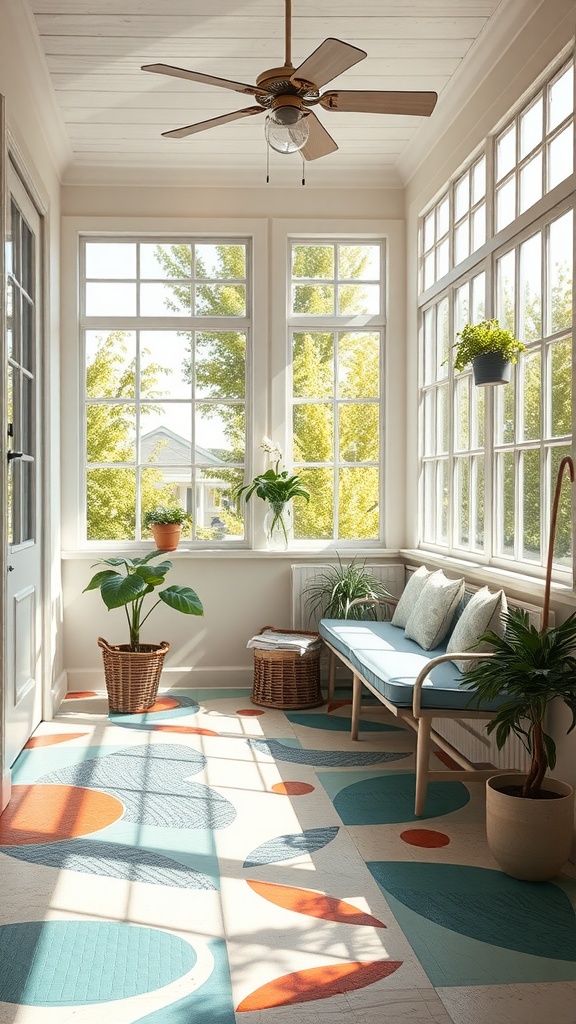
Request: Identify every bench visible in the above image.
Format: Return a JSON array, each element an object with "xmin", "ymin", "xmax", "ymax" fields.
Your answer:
[{"xmin": 319, "ymin": 583, "xmax": 511, "ymax": 816}]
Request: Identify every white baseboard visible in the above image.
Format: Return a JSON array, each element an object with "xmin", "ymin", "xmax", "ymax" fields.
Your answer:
[
  {"xmin": 65, "ymin": 666, "xmax": 254, "ymax": 691},
  {"xmin": 1, "ymin": 770, "xmax": 11, "ymax": 814}
]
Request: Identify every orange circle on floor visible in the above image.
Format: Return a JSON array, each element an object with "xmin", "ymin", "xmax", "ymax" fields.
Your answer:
[
  {"xmin": 0, "ymin": 785, "xmax": 124, "ymax": 846},
  {"xmin": 400, "ymin": 828, "xmax": 450, "ymax": 848},
  {"xmin": 271, "ymin": 782, "xmax": 315, "ymax": 796},
  {"xmin": 135, "ymin": 696, "xmax": 180, "ymax": 712},
  {"xmin": 236, "ymin": 709, "xmax": 265, "ymax": 716}
]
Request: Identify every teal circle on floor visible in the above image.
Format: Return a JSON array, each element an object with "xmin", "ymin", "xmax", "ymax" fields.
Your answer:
[
  {"xmin": 0, "ymin": 920, "xmax": 197, "ymax": 1005},
  {"xmin": 286, "ymin": 713, "xmax": 401, "ymax": 733},
  {"xmin": 332, "ymin": 772, "xmax": 470, "ymax": 823}
]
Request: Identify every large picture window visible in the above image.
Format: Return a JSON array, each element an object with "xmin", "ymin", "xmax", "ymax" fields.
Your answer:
[
  {"xmin": 81, "ymin": 238, "xmax": 249, "ymax": 544},
  {"xmin": 418, "ymin": 50, "xmax": 574, "ymax": 578},
  {"xmin": 288, "ymin": 241, "xmax": 384, "ymax": 542}
]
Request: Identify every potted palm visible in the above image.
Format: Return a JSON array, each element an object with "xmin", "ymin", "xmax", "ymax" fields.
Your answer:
[
  {"xmin": 84, "ymin": 550, "xmax": 203, "ymax": 712},
  {"xmin": 462, "ymin": 455, "xmax": 576, "ymax": 880},
  {"xmin": 144, "ymin": 504, "xmax": 190, "ymax": 551},
  {"xmin": 232, "ymin": 437, "xmax": 310, "ymax": 549},
  {"xmin": 452, "ymin": 319, "xmax": 526, "ymax": 385}
]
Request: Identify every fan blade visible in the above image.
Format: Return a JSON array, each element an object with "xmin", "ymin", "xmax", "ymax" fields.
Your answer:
[
  {"xmin": 162, "ymin": 106, "xmax": 264, "ymax": 139},
  {"xmin": 319, "ymin": 90, "xmax": 438, "ymax": 117},
  {"xmin": 142, "ymin": 63, "xmax": 268, "ymax": 99},
  {"xmin": 291, "ymin": 38, "xmax": 366, "ymax": 90},
  {"xmin": 301, "ymin": 111, "xmax": 338, "ymax": 161}
]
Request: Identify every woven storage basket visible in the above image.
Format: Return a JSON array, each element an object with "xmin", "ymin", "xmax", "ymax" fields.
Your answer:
[
  {"xmin": 251, "ymin": 626, "xmax": 323, "ymax": 710},
  {"xmin": 98, "ymin": 637, "xmax": 170, "ymax": 713}
]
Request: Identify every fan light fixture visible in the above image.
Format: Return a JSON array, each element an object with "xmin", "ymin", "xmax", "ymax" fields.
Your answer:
[{"xmin": 265, "ymin": 106, "xmax": 309, "ymax": 153}]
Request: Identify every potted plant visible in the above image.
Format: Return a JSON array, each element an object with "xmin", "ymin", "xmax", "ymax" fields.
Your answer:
[
  {"xmin": 303, "ymin": 556, "xmax": 393, "ymax": 625},
  {"xmin": 462, "ymin": 454, "xmax": 576, "ymax": 880},
  {"xmin": 144, "ymin": 504, "xmax": 190, "ymax": 551},
  {"xmin": 84, "ymin": 549, "xmax": 203, "ymax": 713},
  {"xmin": 232, "ymin": 437, "xmax": 310, "ymax": 550},
  {"xmin": 452, "ymin": 319, "xmax": 526, "ymax": 385}
]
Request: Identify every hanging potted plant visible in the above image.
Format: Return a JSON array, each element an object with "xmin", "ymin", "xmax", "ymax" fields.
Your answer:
[
  {"xmin": 232, "ymin": 437, "xmax": 310, "ymax": 550},
  {"xmin": 462, "ymin": 456, "xmax": 576, "ymax": 880},
  {"xmin": 144, "ymin": 504, "xmax": 190, "ymax": 551},
  {"xmin": 84, "ymin": 550, "xmax": 203, "ymax": 713},
  {"xmin": 452, "ymin": 319, "xmax": 526, "ymax": 385}
]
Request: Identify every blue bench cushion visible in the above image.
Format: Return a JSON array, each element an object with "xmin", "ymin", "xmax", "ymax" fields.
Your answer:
[{"xmin": 319, "ymin": 619, "xmax": 500, "ymax": 712}]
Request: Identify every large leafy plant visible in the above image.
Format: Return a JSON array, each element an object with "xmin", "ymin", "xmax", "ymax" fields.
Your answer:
[
  {"xmin": 304, "ymin": 556, "xmax": 393, "ymax": 622},
  {"xmin": 84, "ymin": 550, "xmax": 203, "ymax": 651},
  {"xmin": 232, "ymin": 438, "xmax": 310, "ymax": 539},
  {"xmin": 452, "ymin": 319, "xmax": 526, "ymax": 372},
  {"xmin": 462, "ymin": 607, "xmax": 576, "ymax": 798}
]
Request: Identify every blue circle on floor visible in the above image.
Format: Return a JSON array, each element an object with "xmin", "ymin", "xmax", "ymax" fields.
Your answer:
[
  {"xmin": 333, "ymin": 772, "xmax": 470, "ymax": 823},
  {"xmin": 0, "ymin": 920, "xmax": 196, "ymax": 1005}
]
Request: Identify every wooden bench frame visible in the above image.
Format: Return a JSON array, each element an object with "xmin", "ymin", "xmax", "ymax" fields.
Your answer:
[{"xmin": 323, "ymin": 596, "xmax": 508, "ymax": 815}]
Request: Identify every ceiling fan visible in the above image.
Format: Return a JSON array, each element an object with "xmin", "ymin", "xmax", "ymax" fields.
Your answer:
[{"xmin": 142, "ymin": 0, "xmax": 437, "ymax": 161}]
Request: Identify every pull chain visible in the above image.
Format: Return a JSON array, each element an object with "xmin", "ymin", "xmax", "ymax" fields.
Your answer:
[{"xmin": 301, "ymin": 153, "xmax": 305, "ymax": 186}]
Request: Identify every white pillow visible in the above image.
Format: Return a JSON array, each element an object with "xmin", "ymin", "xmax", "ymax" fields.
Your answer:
[
  {"xmin": 391, "ymin": 566, "xmax": 432, "ymax": 629},
  {"xmin": 446, "ymin": 586, "xmax": 507, "ymax": 671},
  {"xmin": 404, "ymin": 571, "xmax": 465, "ymax": 651}
]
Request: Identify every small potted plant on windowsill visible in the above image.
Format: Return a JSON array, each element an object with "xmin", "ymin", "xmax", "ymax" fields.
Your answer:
[
  {"xmin": 144, "ymin": 505, "xmax": 190, "ymax": 552},
  {"xmin": 452, "ymin": 319, "xmax": 526, "ymax": 385}
]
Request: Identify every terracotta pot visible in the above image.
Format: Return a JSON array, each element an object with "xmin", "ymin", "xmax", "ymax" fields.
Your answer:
[
  {"xmin": 150, "ymin": 523, "xmax": 182, "ymax": 551},
  {"xmin": 486, "ymin": 773, "xmax": 575, "ymax": 881}
]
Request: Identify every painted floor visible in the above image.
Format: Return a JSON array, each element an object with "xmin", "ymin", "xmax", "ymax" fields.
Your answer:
[{"xmin": 0, "ymin": 686, "xmax": 575, "ymax": 1023}]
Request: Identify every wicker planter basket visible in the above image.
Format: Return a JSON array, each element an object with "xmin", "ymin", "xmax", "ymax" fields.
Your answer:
[
  {"xmin": 251, "ymin": 626, "xmax": 323, "ymax": 710},
  {"xmin": 98, "ymin": 637, "xmax": 170, "ymax": 713}
]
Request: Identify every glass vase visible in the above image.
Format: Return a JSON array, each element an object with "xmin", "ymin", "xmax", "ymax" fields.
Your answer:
[{"xmin": 263, "ymin": 500, "xmax": 293, "ymax": 550}]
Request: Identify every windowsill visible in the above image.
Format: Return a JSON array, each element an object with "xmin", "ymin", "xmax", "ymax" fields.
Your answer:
[
  {"xmin": 61, "ymin": 546, "xmax": 403, "ymax": 560},
  {"xmin": 401, "ymin": 548, "xmax": 576, "ymax": 610}
]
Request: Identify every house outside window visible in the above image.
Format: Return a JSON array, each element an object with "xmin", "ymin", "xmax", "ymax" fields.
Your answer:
[{"xmin": 81, "ymin": 237, "xmax": 249, "ymax": 544}]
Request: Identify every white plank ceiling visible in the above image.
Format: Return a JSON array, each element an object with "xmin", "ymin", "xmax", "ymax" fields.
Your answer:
[{"xmin": 27, "ymin": 0, "xmax": 504, "ymax": 187}]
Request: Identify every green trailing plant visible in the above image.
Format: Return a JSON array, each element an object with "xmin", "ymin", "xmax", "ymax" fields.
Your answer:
[
  {"xmin": 303, "ymin": 556, "xmax": 393, "ymax": 621},
  {"xmin": 84, "ymin": 550, "xmax": 203, "ymax": 651},
  {"xmin": 452, "ymin": 319, "xmax": 526, "ymax": 373},
  {"xmin": 462, "ymin": 607, "xmax": 576, "ymax": 798},
  {"xmin": 144, "ymin": 504, "xmax": 190, "ymax": 527},
  {"xmin": 232, "ymin": 438, "xmax": 310, "ymax": 541}
]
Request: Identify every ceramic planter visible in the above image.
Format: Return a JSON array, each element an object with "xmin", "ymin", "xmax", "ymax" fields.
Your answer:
[
  {"xmin": 486, "ymin": 773, "xmax": 575, "ymax": 881},
  {"xmin": 472, "ymin": 352, "xmax": 512, "ymax": 386}
]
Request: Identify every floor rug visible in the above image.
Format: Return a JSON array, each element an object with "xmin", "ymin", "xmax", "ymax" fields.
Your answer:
[{"xmin": 1, "ymin": 687, "xmax": 575, "ymax": 1024}]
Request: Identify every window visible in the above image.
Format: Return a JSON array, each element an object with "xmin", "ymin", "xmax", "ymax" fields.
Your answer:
[
  {"xmin": 420, "ymin": 155, "xmax": 487, "ymax": 291},
  {"xmin": 495, "ymin": 62, "xmax": 574, "ymax": 231},
  {"xmin": 81, "ymin": 238, "xmax": 249, "ymax": 544},
  {"xmin": 288, "ymin": 241, "xmax": 384, "ymax": 542},
  {"xmin": 418, "ymin": 50, "xmax": 574, "ymax": 578}
]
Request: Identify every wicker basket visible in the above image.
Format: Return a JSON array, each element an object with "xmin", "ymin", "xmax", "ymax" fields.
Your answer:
[
  {"xmin": 251, "ymin": 626, "xmax": 323, "ymax": 710},
  {"xmin": 98, "ymin": 637, "xmax": 170, "ymax": 713}
]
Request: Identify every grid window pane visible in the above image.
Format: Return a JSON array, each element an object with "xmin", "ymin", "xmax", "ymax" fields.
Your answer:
[
  {"xmin": 522, "ymin": 449, "xmax": 541, "ymax": 562},
  {"xmin": 520, "ymin": 97, "xmax": 543, "ymax": 158},
  {"xmin": 549, "ymin": 211, "xmax": 573, "ymax": 334},
  {"xmin": 548, "ymin": 64, "xmax": 574, "ymax": 131},
  {"xmin": 496, "ymin": 177, "xmax": 516, "ymax": 231},
  {"xmin": 548, "ymin": 123, "xmax": 574, "ymax": 189},
  {"xmin": 519, "ymin": 152, "xmax": 543, "ymax": 213},
  {"xmin": 497, "ymin": 125, "xmax": 516, "ymax": 180}
]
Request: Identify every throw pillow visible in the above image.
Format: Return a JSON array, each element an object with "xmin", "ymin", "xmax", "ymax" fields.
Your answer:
[
  {"xmin": 391, "ymin": 565, "xmax": 432, "ymax": 629},
  {"xmin": 446, "ymin": 586, "xmax": 508, "ymax": 671},
  {"xmin": 404, "ymin": 571, "xmax": 465, "ymax": 650}
]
